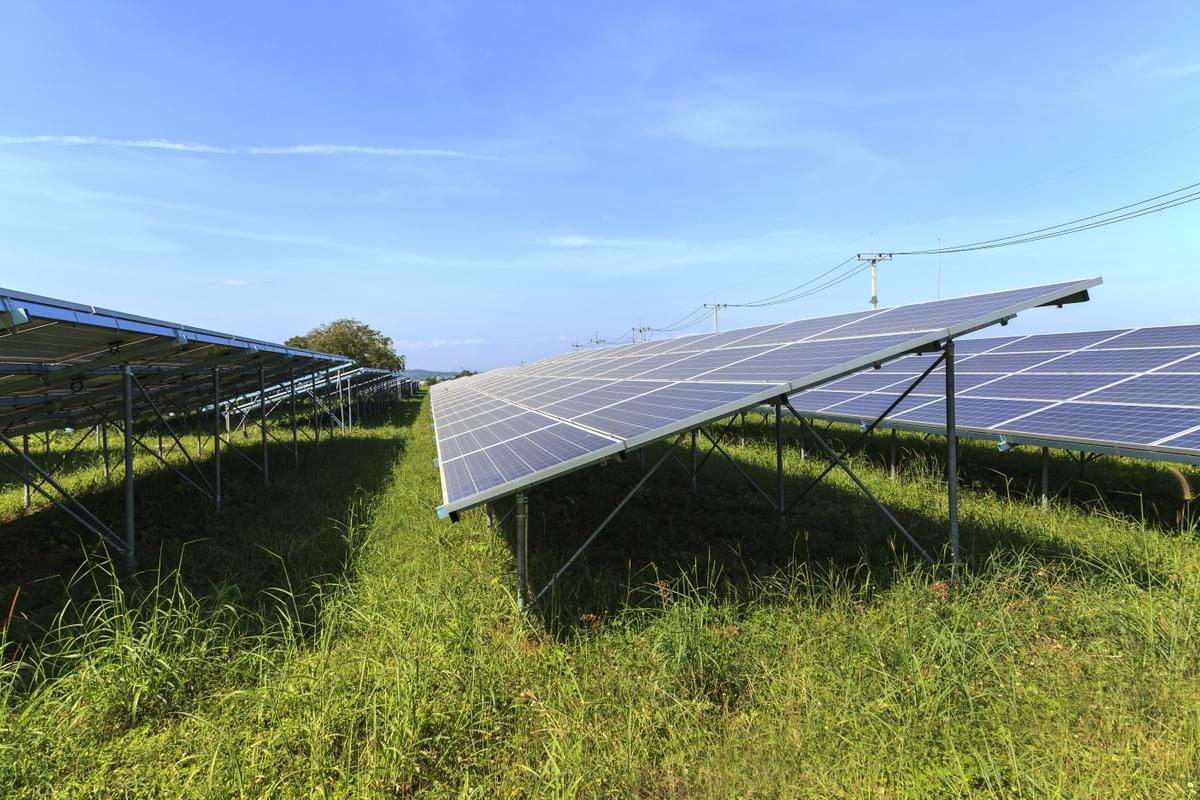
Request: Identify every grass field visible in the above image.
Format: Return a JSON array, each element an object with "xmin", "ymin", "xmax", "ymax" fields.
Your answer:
[{"xmin": 2, "ymin": 393, "xmax": 1199, "ymax": 797}]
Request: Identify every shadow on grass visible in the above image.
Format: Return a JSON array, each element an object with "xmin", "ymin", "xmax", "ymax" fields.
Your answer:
[
  {"xmin": 0, "ymin": 397, "xmax": 422, "ymax": 644},
  {"xmin": 497, "ymin": 415, "xmax": 1194, "ymax": 635}
]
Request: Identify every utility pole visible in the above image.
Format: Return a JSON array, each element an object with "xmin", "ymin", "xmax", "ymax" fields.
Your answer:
[
  {"xmin": 856, "ymin": 253, "xmax": 893, "ymax": 309},
  {"xmin": 571, "ymin": 339, "xmax": 584, "ymax": 351},
  {"xmin": 634, "ymin": 326, "xmax": 651, "ymax": 343},
  {"xmin": 589, "ymin": 331, "xmax": 607, "ymax": 349},
  {"xmin": 703, "ymin": 303, "xmax": 728, "ymax": 332}
]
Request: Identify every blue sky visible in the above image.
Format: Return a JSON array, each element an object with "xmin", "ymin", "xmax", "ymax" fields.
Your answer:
[{"xmin": 1, "ymin": 2, "xmax": 1198, "ymax": 370}]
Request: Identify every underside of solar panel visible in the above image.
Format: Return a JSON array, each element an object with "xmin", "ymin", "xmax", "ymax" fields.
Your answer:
[
  {"xmin": 788, "ymin": 323, "xmax": 1200, "ymax": 464},
  {"xmin": 431, "ymin": 278, "xmax": 1102, "ymax": 516},
  {"xmin": 0, "ymin": 286, "xmax": 351, "ymax": 435}
]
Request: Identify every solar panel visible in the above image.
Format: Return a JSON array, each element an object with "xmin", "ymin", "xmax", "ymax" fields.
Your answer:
[
  {"xmin": 0, "ymin": 287, "xmax": 349, "ymax": 436},
  {"xmin": 788, "ymin": 322, "xmax": 1200, "ymax": 463},
  {"xmin": 431, "ymin": 278, "xmax": 1100, "ymax": 515}
]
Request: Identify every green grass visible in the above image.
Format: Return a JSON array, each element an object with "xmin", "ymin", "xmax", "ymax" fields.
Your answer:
[{"xmin": 2, "ymin": 396, "xmax": 1199, "ymax": 797}]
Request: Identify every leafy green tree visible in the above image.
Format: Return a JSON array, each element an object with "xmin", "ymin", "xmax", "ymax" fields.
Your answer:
[{"xmin": 287, "ymin": 319, "xmax": 405, "ymax": 370}]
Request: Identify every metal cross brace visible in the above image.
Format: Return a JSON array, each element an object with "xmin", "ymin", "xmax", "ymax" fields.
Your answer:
[
  {"xmin": 0, "ymin": 430, "xmax": 126, "ymax": 553},
  {"xmin": 781, "ymin": 349, "xmax": 947, "ymax": 517},
  {"xmin": 530, "ymin": 433, "xmax": 685, "ymax": 607}
]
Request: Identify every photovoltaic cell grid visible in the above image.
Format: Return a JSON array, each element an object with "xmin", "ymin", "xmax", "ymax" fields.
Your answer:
[
  {"xmin": 788, "ymin": 324, "xmax": 1200, "ymax": 462},
  {"xmin": 0, "ymin": 287, "xmax": 350, "ymax": 436},
  {"xmin": 431, "ymin": 278, "xmax": 1100, "ymax": 514}
]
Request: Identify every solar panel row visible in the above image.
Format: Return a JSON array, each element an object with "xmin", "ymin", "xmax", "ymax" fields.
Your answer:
[
  {"xmin": 0, "ymin": 287, "xmax": 350, "ymax": 437},
  {"xmin": 788, "ymin": 324, "xmax": 1200, "ymax": 462},
  {"xmin": 431, "ymin": 278, "xmax": 1101, "ymax": 514}
]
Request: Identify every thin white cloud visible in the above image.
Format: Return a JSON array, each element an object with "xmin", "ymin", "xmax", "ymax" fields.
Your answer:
[
  {"xmin": 394, "ymin": 337, "xmax": 487, "ymax": 351},
  {"xmin": 0, "ymin": 135, "xmax": 499, "ymax": 161},
  {"xmin": 545, "ymin": 234, "xmax": 679, "ymax": 249},
  {"xmin": 654, "ymin": 93, "xmax": 878, "ymax": 162},
  {"xmin": 218, "ymin": 278, "xmax": 249, "ymax": 287}
]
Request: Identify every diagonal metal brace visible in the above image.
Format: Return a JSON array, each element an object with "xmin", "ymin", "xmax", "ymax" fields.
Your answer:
[
  {"xmin": 0, "ymin": 431, "xmax": 126, "ymax": 553},
  {"xmin": 131, "ymin": 374, "xmax": 215, "ymax": 496},
  {"xmin": 786, "ymin": 406, "xmax": 933, "ymax": 564},
  {"xmin": 532, "ymin": 434, "xmax": 684, "ymax": 606},
  {"xmin": 699, "ymin": 426, "xmax": 778, "ymax": 511},
  {"xmin": 782, "ymin": 351, "xmax": 947, "ymax": 516}
]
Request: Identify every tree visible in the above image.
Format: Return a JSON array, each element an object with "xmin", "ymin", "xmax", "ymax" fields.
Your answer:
[{"xmin": 287, "ymin": 319, "xmax": 405, "ymax": 371}]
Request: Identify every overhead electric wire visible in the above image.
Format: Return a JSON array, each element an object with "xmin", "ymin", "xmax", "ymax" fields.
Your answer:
[
  {"xmin": 650, "ymin": 304, "xmax": 709, "ymax": 332},
  {"xmin": 586, "ymin": 175, "xmax": 1200, "ymax": 347},
  {"xmin": 891, "ymin": 180, "xmax": 1200, "ymax": 256},
  {"xmin": 726, "ymin": 256, "xmax": 859, "ymax": 308}
]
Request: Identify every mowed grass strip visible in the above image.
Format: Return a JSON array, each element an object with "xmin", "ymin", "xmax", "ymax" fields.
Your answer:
[{"xmin": 1, "ymin": 395, "xmax": 1199, "ymax": 797}]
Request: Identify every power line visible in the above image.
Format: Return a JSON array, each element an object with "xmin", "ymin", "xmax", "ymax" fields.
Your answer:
[
  {"xmin": 889, "ymin": 180, "xmax": 1200, "ymax": 256},
  {"xmin": 584, "ymin": 176, "xmax": 1200, "ymax": 348},
  {"xmin": 726, "ymin": 256, "xmax": 859, "ymax": 308}
]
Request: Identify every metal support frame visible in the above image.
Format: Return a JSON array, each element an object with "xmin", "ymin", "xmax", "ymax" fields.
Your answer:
[
  {"xmin": 770, "ymin": 346, "xmax": 952, "ymax": 563},
  {"xmin": 1040, "ymin": 446, "xmax": 1050, "ymax": 508},
  {"xmin": 290, "ymin": 368, "xmax": 298, "ymax": 465},
  {"xmin": 782, "ymin": 350, "xmax": 947, "ymax": 517},
  {"xmin": 889, "ymin": 428, "xmax": 898, "ymax": 479},
  {"xmin": 690, "ymin": 429, "xmax": 698, "ymax": 495},
  {"xmin": 1049, "ymin": 449, "xmax": 1102, "ymax": 501},
  {"xmin": 259, "ymin": 366, "xmax": 269, "ymax": 485},
  {"xmin": 700, "ymin": 425, "xmax": 777, "ymax": 511},
  {"xmin": 515, "ymin": 492, "xmax": 529, "ymax": 610},
  {"xmin": 122, "ymin": 364, "xmax": 135, "ymax": 570},
  {"xmin": 946, "ymin": 339, "xmax": 960, "ymax": 565},
  {"xmin": 22, "ymin": 433, "xmax": 30, "ymax": 507},
  {"xmin": 128, "ymin": 374, "xmax": 215, "ymax": 502},
  {"xmin": 529, "ymin": 434, "xmax": 684, "ymax": 607},
  {"xmin": 101, "ymin": 422, "xmax": 110, "ymax": 480},
  {"xmin": 789, "ymin": 409, "xmax": 933, "ymax": 564},
  {"xmin": 0, "ymin": 431, "xmax": 125, "ymax": 554},
  {"xmin": 775, "ymin": 400, "xmax": 784, "ymax": 515},
  {"xmin": 214, "ymin": 368, "xmax": 222, "ymax": 511}
]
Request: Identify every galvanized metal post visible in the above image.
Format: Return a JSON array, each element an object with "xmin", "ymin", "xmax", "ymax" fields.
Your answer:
[
  {"xmin": 775, "ymin": 400, "xmax": 784, "ymax": 515},
  {"xmin": 21, "ymin": 433, "xmax": 29, "ymax": 508},
  {"xmin": 213, "ymin": 367, "xmax": 222, "ymax": 512},
  {"xmin": 1040, "ymin": 446, "xmax": 1050, "ymax": 509},
  {"xmin": 347, "ymin": 377, "xmax": 354, "ymax": 430},
  {"xmin": 889, "ymin": 428, "xmax": 898, "ymax": 479},
  {"xmin": 313, "ymin": 371, "xmax": 321, "ymax": 446},
  {"xmin": 290, "ymin": 369, "xmax": 298, "ymax": 465},
  {"xmin": 122, "ymin": 364, "xmax": 135, "ymax": 571},
  {"xmin": 515, "ymin": 492, "xmax": 529, "ymax": 610},
  {"xmin": 690, "ymin": 429, "xmax": 698, "ymax": 495},
  {"xmin": 101, "ymin": 422, "xmax": 110, "ymax": 480},
  {"xmin": 945, "ymin": 339, "xmax": 960, "ymax": 565},
  {"xmin": 259, "ymin": 366, "xmax": 269, "ymax": 484}
]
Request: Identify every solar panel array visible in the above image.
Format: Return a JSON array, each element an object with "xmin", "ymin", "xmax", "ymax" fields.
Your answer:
[
  {"xmin": 431, "ymin": 278, "xmax": 1100, "ymax": 515},
  {"xmin": 0, "ymin": 287, "xmax": 349, "ymax": 436},
  {"xmin": 788, "ymin": 324, "xmax": 1200, "ymax": 462},
  {"xmin": 223, "ymin": 366, "xmax": 413, "ymax": 417}
]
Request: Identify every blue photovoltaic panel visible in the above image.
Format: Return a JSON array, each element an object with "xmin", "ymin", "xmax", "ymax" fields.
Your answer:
[
  {"xmin": 430, "ymin": 278, "xmax": 1100, "ymax": 514},
  {"xmin": 787, "ymin": 323, "xmax": 1200, "ymax": 462}
]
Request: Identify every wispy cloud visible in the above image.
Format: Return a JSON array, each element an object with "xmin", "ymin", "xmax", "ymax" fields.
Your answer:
[
  {"xmin": 653, "ymin": 92, "xmax": 879, "ymax": 161},
  {"xmin": 544, "ymin": 234, "xmax": 678, "ymax": 249},
  {"xmin": 394, "ymin": 337, "xmax": 487, "ymax": 351},
  {"xmin": 0, "ymin": 135, "xmax": 499, "ymax": 161}
]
